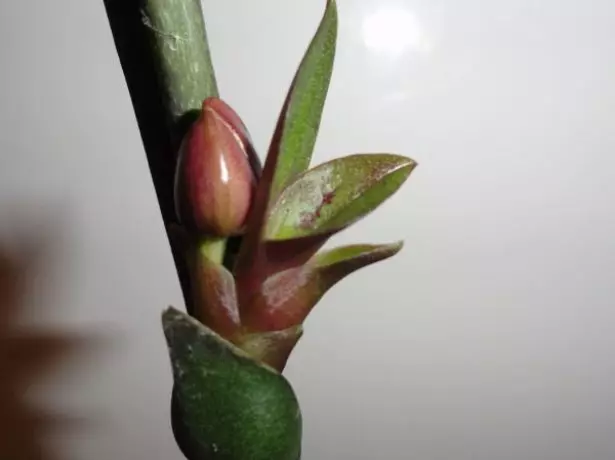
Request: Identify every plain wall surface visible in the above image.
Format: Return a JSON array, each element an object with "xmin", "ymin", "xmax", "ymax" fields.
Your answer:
[{"xmin": 0, "ymin": 0, "xmax": 614, "ymax": 459}]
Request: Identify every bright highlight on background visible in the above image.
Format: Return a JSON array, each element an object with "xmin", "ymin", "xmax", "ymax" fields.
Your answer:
[{"xmin": 362, "ymin": 7, "xmax": 427, "ymax": 58}]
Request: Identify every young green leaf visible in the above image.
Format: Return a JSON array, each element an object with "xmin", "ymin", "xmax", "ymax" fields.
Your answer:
[
  {"xmin": 269, "ymin": 0, "xmax": 338, "ymax": 202},
  {"xmin": 162, "ymin": 307, "xmax": 302, "ymax": 460},
  {"xmin": 242, "ymin": 242, "xmax": 403, "ymax": 332},
  {"xmin": 233, "ymin": 0, "xmax": 338, "ymax": 313},
  {"xmin": 313, "ymin": 241, "xmax": 404, "ymax": 268},
  {"xmin": 265, "ymin": 154, "xmax": 416, "ymax": 240}
]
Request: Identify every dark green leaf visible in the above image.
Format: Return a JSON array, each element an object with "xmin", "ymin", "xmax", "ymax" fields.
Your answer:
[{"xmin": 162, "ymin": 307, "xmax": 302, "ymax": 460}]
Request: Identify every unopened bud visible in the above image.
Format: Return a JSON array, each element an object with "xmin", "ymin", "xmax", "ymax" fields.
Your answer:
[{"xmin": 174, "ymin": 98, "xmax": 258, "ymax": 237}]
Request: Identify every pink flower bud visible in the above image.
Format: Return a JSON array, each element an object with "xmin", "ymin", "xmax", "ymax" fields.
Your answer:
[{"xmin": 174, "ymin": 98, "xmax": 258, "ymax": 237}]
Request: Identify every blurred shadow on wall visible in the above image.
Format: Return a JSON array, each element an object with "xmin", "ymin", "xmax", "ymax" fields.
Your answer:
[{"xmin": 0, "ymin": 213, "xmax": 110, "ymax": 459}]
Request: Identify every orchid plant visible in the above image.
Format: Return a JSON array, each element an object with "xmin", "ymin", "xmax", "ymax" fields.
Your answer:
[{"xmin": 107, "ymin": 0, "xmax": 416, "ymax": 458}]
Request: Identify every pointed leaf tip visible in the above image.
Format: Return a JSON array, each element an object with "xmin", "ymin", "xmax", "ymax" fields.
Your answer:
[
  {"xmin": 162, "ymin": 306, "xmax": 244, "ymax": 366},
  {"xmin": 162, "ymin": 306, "xmax": 184, "ymax": 333},
  {"xmin": 315, "ymin": 241, "xmax": 404, "ymax": 268},
  {"xmin": 232, "ymin": 0, "xmax": 338, "ymax": 295},
  {"xmin": 267, "ymin": 0, "xmax": 338, "ymax": 201}
]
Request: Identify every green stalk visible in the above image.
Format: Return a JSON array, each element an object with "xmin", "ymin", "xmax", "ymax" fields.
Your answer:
[
  {"xmin": 199, "ymin": 237, "xmax": 227, "ymax": 265},
  {"xmin": 104, "ymin": 2, "xmax": 303, "ymax": 460},
  {"xmin": 103, "ymin": 0, "xmax": 218, "ymax": 307},
  {"xmin": 140, "ymin": 0, "xmax": 219, "ymax": 124}
]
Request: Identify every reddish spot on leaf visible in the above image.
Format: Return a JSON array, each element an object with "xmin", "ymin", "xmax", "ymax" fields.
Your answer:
[
  {"xmin": 322, "ymin": 190, "xmax": 335, "ymax": 205},
  {"xmin": 298, "ymin": 189, "xmax": 336, "ymax": 229}
]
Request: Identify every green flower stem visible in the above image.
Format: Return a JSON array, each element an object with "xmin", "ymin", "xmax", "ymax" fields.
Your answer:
[
  {"xmin": 140, "ymin": 0, "xmax": 219, "ymax": 124},
  {"xmin": 200, "ymin": 237, "xmax": 227, "ymax": 265},
  {"xmin": 103, "ymin": 0, "xmax": 219, "ymax": 306}
]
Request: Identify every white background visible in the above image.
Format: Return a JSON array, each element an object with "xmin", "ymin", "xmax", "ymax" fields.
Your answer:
[{"xmin": 0, "ymin": 0, "xmax": 614, "ymax": 458}]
